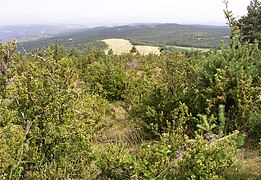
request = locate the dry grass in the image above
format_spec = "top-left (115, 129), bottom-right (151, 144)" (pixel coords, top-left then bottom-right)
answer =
top-left (102, 38), bottom-right (209, 55)
top-left (102, 39), bottom-right (133, 55)
top-left (169, 45), bottom-right (210, 52)
top-left (224, 149), bottom-right (261, 179)
top-left (94, 102), bottom-right (143, 145)
top-left (136, 45), bottom-right (160, 55)
top-left (102, 38), bottom-right (160, 55)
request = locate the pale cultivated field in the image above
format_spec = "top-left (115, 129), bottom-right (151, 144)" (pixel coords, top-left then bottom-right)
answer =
top-left (102, 39), bottom-right (133, 54)
top-left (102, 38), bottom-right (210, 55)
top-left (102, 38), bottom-right (160, 55)
top-left (136, 45), bottom-right (160, 55)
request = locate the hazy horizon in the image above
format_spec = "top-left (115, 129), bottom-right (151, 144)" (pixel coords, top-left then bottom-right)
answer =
top-left (0, 0), bottom-right (252, 27)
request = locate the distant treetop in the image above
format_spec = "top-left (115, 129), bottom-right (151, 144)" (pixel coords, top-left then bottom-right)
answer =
top-left (239, 0), bottom-right (261, 46)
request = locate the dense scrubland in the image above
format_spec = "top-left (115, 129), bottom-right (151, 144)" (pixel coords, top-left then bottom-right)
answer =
top-left (0, 0), bottom-right (260, 179)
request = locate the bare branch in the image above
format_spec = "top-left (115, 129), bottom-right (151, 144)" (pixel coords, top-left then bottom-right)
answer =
top-left (0, 60), bottom-right (9, 74)
top-left (20, 42), bottom-right (28, 55)
top-left (11, 121), bottom-right (33, 175)
top-left (43, 49), bottom-right (54, 60)
top-left (31, 52), bottom-right (47, 62)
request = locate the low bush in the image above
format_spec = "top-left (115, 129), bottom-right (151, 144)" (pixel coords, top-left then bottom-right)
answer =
top-left (85, 58), bottom-right (131, 101)
top-left (192, 42), bottom-right (261, 133)
top-left (177, 131), bottom-right (238, 179)
top-left (94, 131), bottom-right (239, 179)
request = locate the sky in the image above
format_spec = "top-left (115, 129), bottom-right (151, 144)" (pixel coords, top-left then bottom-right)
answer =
top-left (0, 0), bottom-right (252, 26)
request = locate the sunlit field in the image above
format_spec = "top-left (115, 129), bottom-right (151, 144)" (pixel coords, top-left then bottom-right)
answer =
top-left (102, 38), bottom-right (160, 55)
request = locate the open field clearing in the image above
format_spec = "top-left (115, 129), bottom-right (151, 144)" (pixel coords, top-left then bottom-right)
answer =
top-left (102, 38), bottom-right (160, 55)
top-left (102, 38), bottom-right (210, 55)
top-left (169, 45), bottom-right (210, 52)
top-left (102, 38), bottom-right (133, 54)
top-left (136, 45), bottom-right (160, 55)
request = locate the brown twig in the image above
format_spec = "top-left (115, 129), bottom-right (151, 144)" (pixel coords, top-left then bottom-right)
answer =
top-left (31, 53), bottom-right (47, 62)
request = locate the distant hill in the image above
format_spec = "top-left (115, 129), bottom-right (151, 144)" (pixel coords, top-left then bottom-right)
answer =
top-left (9, 23), bottom-right (230, 51)
top-left (0, 24), bottom-right (87, 43)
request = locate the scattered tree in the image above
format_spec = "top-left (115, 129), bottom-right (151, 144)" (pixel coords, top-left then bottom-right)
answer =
top-left (130, 46), bottom-right (138, 53)
top-left (239, 0), bottom-right (261, 46)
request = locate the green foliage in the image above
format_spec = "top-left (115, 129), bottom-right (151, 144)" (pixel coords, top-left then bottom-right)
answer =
top-left (224, 0), bottom-right (261, 47)
top-left (128, 133), bottom-right (182, 179)
top-left (0, 125), bottom-right (25, 179)
top-left (130, 46), bottom-right (138, 53)
top-left (223, 0), bottom-right (242, 41)
top-left (239, 0), bottom-right (261, 46)
top-left (192, 40), bottom-right (261, 133)
top-left (94, 133), bottom-right (182, 179)
top-left (1, 5), bottom-right (260, 177)
top-left (74, 47), bottom-right (106, 74)
top-left (95, 131), bottom-right (239, 179)
top-left (85, 58), bottom-right (131, 101)
top-left (20, 24), bottom-right (230, 51)
top-left (94, 142), bottom-right (133, 179)
top-left (0, 43), bottom-right (112, 178)
top-left (0, 40), bottom-right (17, 97)
top-left (43, 43), bottom-right (68, 60)
top-left (177, 131), bottom-right (239, 179)
top-left (107, 48), bottom-right (114, 55)
top-left (218, 104), bottom-right (226, 137)
top-left (248, 108), bottom-right (261, 140)
top-left (131, 54), bottom-right (196, 136)
top-left (196, 114), bottom-right (217, 135)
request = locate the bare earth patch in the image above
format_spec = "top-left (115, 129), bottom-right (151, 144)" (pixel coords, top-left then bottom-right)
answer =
top-left (102, 38), bottom-right (160, 55)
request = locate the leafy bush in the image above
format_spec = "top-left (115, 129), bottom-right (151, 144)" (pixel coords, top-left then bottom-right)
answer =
top-left (94, 131), bottom-right (239, 179)
top-left (177, 131), bottom-right (239, 179)
top-left (73, 46), bottom-right (106, 75)
top-left (0, 125), bottom-right (25, 179)
top-left (0, 40), bottom-right (17, 98)
top-left (94, 142), bottom-right (133, 179)
top-left (94, 133), bottom-right (182, 179)
top-left (131, 54), bottom-right (196, 136)
top-left (248, 109), bottom-right (261, 140)
top-left (85, 58), bottom-right (131, 101)
top-left (238, 0), bottom-right (261, 47)
top-left (0, 46), bottom-right (112, 178)
top-left (193, 41), bottom-right (261, 133)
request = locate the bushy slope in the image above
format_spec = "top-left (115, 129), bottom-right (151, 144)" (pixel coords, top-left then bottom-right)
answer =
top-left (0, 38), bottom-right (260, 179)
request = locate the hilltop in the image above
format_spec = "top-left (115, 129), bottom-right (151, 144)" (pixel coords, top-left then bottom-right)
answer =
top-left (0, 24), bottom-right (86, 43)
top-left (14, 23), bottom-right (230, 51)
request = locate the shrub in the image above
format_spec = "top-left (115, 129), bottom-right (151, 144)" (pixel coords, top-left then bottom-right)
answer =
top-left (248, 109), bottom-right (261, 141)
top-left (0, 51), bottom-right (111, 178)
top-left (193, 41), bottom-right (261, 133)
top-left (95, 131), bottom-right (239, 179)
top-left (85, 58), bottom-right (131, 101)
top-left (0, 125), bottom-right (25, 179)
top-left (177, 131), bottom-right (239, 179)
top-left (131, 54), bottom-right (196, 137)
